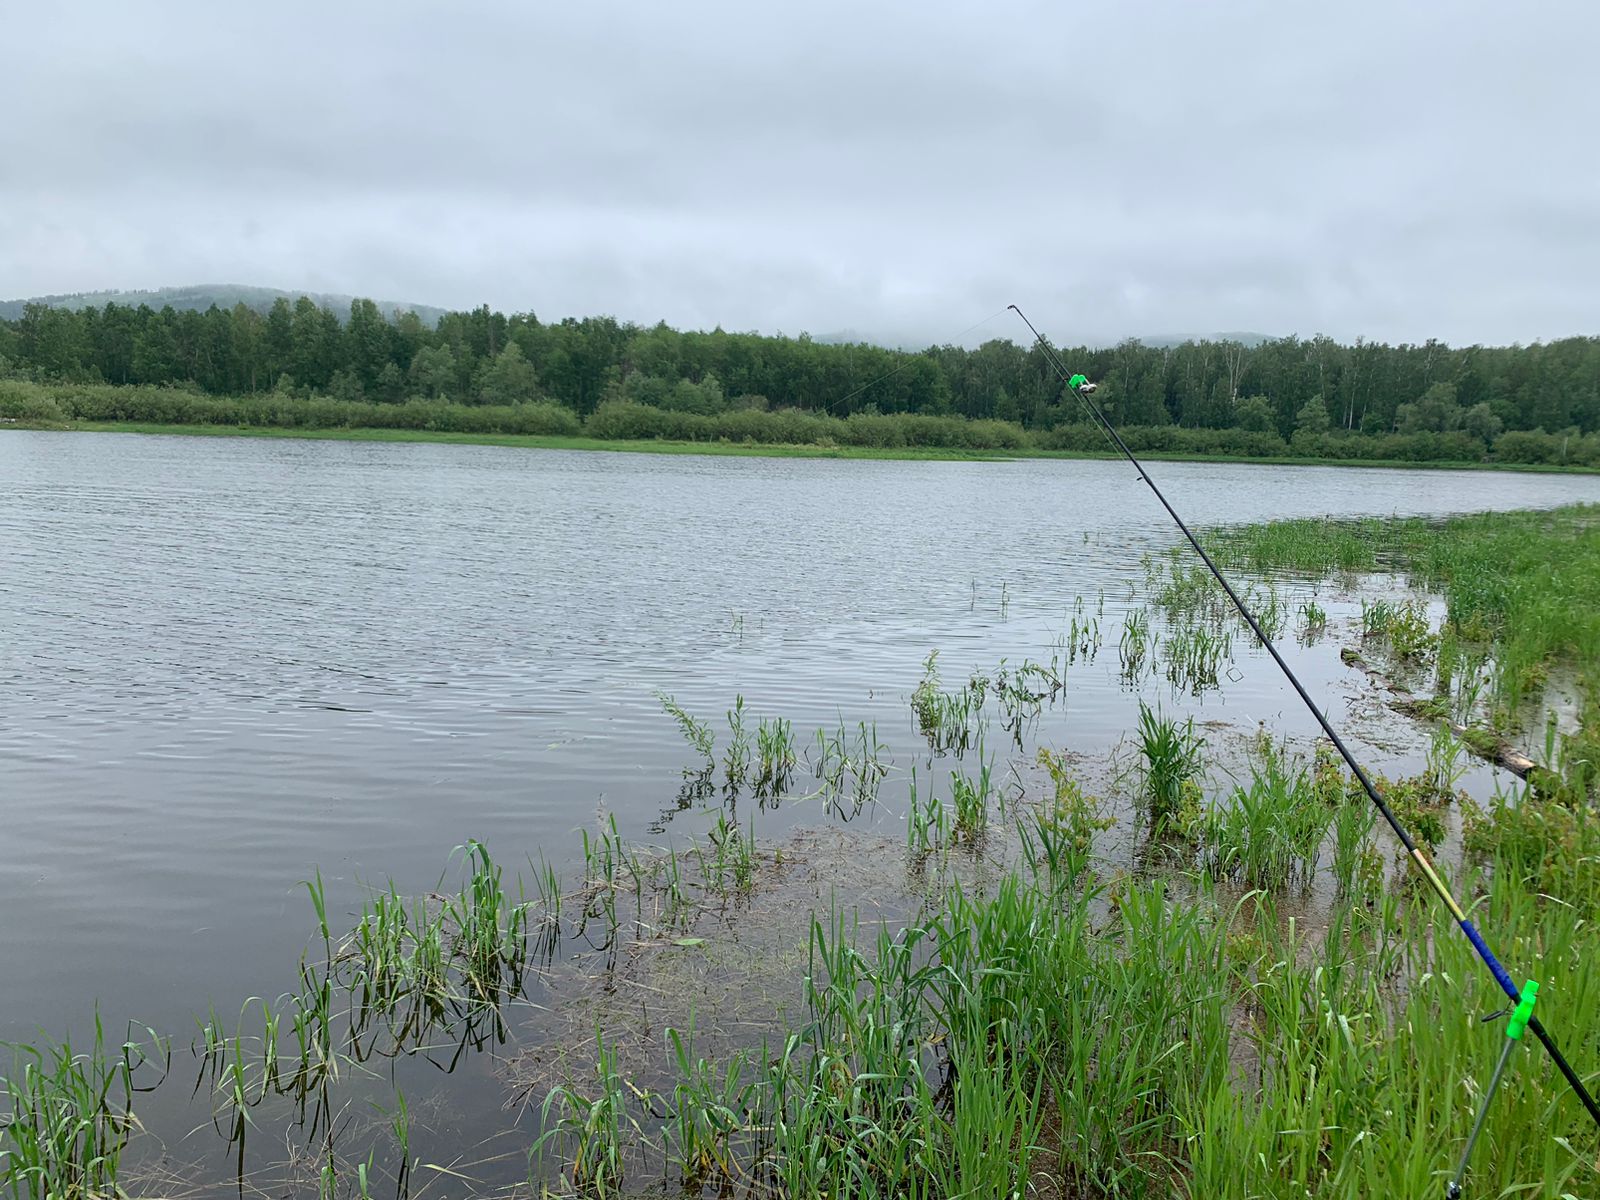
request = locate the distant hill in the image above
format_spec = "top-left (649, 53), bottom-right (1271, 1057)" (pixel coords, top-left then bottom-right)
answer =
top-left (0, 284), bottom-right (449, 326)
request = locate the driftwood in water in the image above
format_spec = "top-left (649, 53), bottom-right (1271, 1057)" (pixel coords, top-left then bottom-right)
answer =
top-left (1340, 646), bottom-right (1536, 779)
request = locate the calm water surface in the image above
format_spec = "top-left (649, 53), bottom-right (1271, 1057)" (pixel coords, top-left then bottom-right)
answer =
top-left (3, 430), bottom-right (1597, 1185)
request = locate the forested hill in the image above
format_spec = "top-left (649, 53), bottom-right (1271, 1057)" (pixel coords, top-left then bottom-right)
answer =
top-left (1, 295), bottom-right (1597, 448)
top-left (0, 285), bottom-right (448, 326)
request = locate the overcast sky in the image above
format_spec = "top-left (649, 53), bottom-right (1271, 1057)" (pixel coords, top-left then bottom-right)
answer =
top-left (4, 1), bottom-right (1597, 346)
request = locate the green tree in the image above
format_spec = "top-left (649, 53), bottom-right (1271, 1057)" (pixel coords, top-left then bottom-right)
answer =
top-left (1461, 401), bottom-right (1503, 444)
top-left (408, 345), bottom-right (458, 399)
top-left (475, 342), bottom-right (540, 405)
top-left (1397, 382), bottom-right (1461, 433)
top-left (375, 361), bottom-right (406, 404)
top-left (1295, 394), bottom-right (1332, 435)
top-left (1235, 395), bottom-right (1276, 432)
top-left (345, 298), bottom-right (393, 393)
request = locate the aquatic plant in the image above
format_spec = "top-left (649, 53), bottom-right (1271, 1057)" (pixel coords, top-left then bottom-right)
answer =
top-left (1161, 619), bottom-right (1233, 694)
top-left (0, 1017), bottom-right (166, 1200)
top-left (950, 751), bottom-right (994, 843)
top-left (1118, 607), bottom-right (1153, 681)
top-left (910, 651), bottom-right (987, 754)
top-left (1423, 721), bottom-right (1470, 798)
top-left (1034, 747), bottom-right (1113, 863)
top-left (810, 717), bottom-right (891, 812)
top-left (532, 1030), bottom-right (634, 1194)
top-left (656, 690), bottom-right (714, 767)
top-left (905, 767), bottom-right (952, 855)
top-left (753, 716), bottom-right (797, 798)
top-left (723, 695), bottom-right (751, 790)
top-left (1202, 742), bottom-right (1334, 889)
top-left (1136, 702), bottom-right (1205, 836)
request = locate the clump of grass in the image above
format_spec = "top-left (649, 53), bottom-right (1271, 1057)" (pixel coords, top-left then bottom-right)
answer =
top-left (1152, 555), bottom-right (1219, 617)
top-left (910, 651), bottom-right (987, 754)
top-left (991, 656), bottom-right (1062, 744)
top-left (905, 768), bottom-right (952, 855)
top-left (950, 752), bottom-right (994, 844)
top-left (1202, 741), bottom-right (1334, 889)
top-left (533, 1030), bottom-right (636, 1194)
top-left (702, 812), bottom-right (758, 895)
top-left (1360, 597), bottom-right (1396, 638)
top-left (810, 718), bottom-right (890, 812)
top-left (1064, 605), bottom-right (1101, 663)
top-left (1208, 517), bottom-right (1385, 575)
top-left (753, 716), bottom-right (796, 798)
top-left (1035, 747), bottom-right (1113, 860)
top-left (1299, 598), bottom-right (1328, 635)
top-left (1136, 702), bottom-right (1205, 836)
top-left (1371, 773), bottom-right (1449, 852)
top-left (1361, 597), bottom-right (1436, 663)
top-left (664, 1026), bottom-right (755, 1191)
top-left (1464, 781), bottom-right (1600, 914)
top-left (1422, 721), bottom-right (1470, 798)
top-left (0, 1016), bottom-right (167, 1200)
top-left (1243, 582), bottom-right (1289, 639)
top-left (444, 839), bottom-right (532, 999)
top-left (1118, 607), bottom-right (1153, 682)
top-left (1161, 620), bottom-right (1233, 694)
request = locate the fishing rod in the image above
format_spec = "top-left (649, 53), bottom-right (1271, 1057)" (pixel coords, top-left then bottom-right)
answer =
top-left (1005, 303), bottom-right (1600, 1138)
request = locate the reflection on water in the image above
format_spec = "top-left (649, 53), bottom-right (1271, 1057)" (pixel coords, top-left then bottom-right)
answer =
top-left (3, 430), bottom-right (1597, 1191)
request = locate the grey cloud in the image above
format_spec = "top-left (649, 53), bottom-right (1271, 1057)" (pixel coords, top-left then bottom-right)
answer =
top-left (3, 0), bottom-right (1597, 346)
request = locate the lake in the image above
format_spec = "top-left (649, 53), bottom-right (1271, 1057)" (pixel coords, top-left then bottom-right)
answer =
top-left (3, 429), bottom-right (1597, 1190)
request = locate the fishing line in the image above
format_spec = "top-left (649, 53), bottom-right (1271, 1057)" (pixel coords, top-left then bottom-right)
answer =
top-left (1006, 302), bottom-right (1600, 1136)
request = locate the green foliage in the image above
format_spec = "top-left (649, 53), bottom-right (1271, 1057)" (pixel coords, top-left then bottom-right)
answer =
top-left (474, 341), bottom-right (539, 404)
top-left (7, 298), bottom-right (1600, 464)
top-left (1035, 748), bottom-right (1114, 857)
top-left (1135, 702), bottom-right (1205, 836)
top-left (909, 650), bottom-right (987, 754)
top-left (1358, 597), bottom-right (1435, 662)
top-left (1202, 741), bottom-right (1334, 888)
top-left (1235, 393), bottom-right (1276, 432)
top-left (0, 1017), bottom-right (166, 1200)
top-left (1218, 505), bottom-right (1600, 738)
top-left (655, 690), bottom-right (713, 765)
top-left (1464, 784), bottom-right (1600, 914)
top-left (1295, 393), bottom-right (1332, 434)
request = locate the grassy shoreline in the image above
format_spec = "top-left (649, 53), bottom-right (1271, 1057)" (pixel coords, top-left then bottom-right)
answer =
top-left (8, 417), bottom-right (1600, 472)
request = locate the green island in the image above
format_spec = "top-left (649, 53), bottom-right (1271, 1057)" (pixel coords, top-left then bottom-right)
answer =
top-left (5, 504), bottom-right (1597, 1198)
top-left (3, 298), bottom-right (1599, 468)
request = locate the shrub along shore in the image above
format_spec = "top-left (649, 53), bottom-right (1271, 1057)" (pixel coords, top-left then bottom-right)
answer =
top-left (5, 379), bottom-right (1600, 469)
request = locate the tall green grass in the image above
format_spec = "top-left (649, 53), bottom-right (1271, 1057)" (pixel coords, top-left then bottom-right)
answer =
top-left (525, 828), bottom-right (1599, 1197)
top-left (1136, 703), bottom-right (1206, 836)
top-left (1202, 741), bottom-right (1334, 889)
top-left (0, 1017), bottom-right (166, 1200)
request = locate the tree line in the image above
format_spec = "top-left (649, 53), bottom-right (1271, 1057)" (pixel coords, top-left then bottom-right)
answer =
top-left (2, 296), bottom-right (1597, 454)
